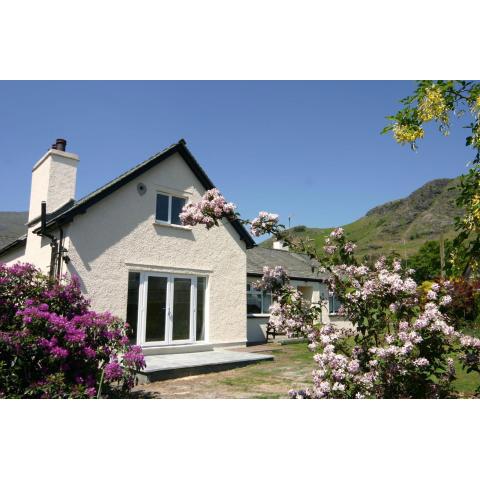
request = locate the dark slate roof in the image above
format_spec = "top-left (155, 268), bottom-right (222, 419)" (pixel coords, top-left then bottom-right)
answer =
top-left (247, 247), bottom-right (327, 282)
top-left (0, 234), bottom-right (27, 256)
top-left (28, 139), bottom-right (255, 248)
top-left (0, 212), bottom-right (28, 249)
top-left (0, 140), bottom-right (256, 256)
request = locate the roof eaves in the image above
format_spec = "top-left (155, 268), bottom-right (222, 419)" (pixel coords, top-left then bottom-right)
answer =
top-left (33, 139), bottom-right (256, 249)
top-left (247, 271), bottom-right (326, 283)
top-left (0, 234), bottom-right (27, 256)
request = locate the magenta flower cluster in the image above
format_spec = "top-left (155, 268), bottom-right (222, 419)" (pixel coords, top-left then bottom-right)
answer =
top-left (0, 262), bottom-right (145, 398)
top-left (180, 188), bottom-right (236, 229)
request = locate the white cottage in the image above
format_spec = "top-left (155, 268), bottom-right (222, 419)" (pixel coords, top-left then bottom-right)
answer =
top-left (0, 139), bottom-right (255, 354)
top-left (246, 242), bottom-right (344, 343)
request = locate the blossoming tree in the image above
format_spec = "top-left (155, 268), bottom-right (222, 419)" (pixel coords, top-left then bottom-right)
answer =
top-left (180, 188), bottom-right (480, 398)
top-left (382, 80), bottom-right (480, 275)
top-left (0, 263), bottom-right (145, 398)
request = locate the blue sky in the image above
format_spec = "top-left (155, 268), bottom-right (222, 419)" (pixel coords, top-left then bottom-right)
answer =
top-left (0, 81), bottom-right (473, 228)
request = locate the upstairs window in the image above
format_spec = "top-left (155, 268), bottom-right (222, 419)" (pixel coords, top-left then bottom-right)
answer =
top-left (156, 193), bottom-right (186, 225)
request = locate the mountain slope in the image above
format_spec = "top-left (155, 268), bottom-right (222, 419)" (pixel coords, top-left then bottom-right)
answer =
top-left (262, 178), bottom-right (463, 259)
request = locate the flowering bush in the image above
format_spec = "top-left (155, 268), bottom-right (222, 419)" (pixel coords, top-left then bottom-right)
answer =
top-left (434, 278), bottom-right (480, 329)
top-left (0, 263), bottom-right (145, 398)
top-left (253, 265), bottom-right (288, 291)
top-left (246, 261), bottom-right (322, 338)
top-left (185, 200), bottom-right (480, 397)
top-left (250, 211), bottom-right (280, 237)
top-left (180, 188), bottom-right (236, 229)
top-left (384, 80), bottom-right (480, 275)
top-left (290, 232), bottom-right (479, 398)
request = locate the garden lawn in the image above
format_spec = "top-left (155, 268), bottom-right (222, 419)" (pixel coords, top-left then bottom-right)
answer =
top-left (133, 342), bottom-right (480, 399)
top-left (134, 343), bottom-right (315, 399)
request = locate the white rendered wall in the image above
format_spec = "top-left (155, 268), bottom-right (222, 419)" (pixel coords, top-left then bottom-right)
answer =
top-left (64, 153), bottom-right (247, 347)
top-left (28, 149), bottom-right (79, 221)
top-left (0, 244), bottom-right (26, 265)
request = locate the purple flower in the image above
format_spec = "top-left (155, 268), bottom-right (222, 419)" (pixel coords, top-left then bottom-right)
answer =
top-left (104, 361), bottom-right (123, 381)
top-left (84, 346), bottom-right (96, 359)
top-left (50, 346), bottom-right (69, 359)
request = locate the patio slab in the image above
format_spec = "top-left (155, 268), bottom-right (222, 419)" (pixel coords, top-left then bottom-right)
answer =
top-left (137, 349), bottom-right (274, 384)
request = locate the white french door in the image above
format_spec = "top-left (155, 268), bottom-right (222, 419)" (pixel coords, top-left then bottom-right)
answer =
top-left (137, 272), bottom-right (201, 346)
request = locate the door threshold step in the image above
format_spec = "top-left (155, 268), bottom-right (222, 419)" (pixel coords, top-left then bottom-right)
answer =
top-left (136, 350), bottom-right (274, 384)
top-left (142, 343), bottom-right (214, 356)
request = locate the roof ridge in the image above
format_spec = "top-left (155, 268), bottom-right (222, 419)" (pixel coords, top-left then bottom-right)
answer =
top-left (31, 140), bottom-right (255, 248)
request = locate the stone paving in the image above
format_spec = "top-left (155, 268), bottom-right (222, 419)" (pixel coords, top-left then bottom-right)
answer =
top-left (138, 349), bottom-right (274, 383)
top-left (143, 349), bottom-right (274, 372)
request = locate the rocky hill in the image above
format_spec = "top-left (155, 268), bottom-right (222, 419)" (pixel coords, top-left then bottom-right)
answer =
top-left (262, 177), bottom-right (463, 259)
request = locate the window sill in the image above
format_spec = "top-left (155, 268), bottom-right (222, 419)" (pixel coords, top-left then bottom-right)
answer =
top-left (153, 221), bottom-right (192, 231)
top-left (247, 314), bottom-right (271, 318)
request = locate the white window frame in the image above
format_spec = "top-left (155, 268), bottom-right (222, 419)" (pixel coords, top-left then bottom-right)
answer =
top-left (247, 282), bottom-right (272, 316)
top-left (155, 192), bottom-right (187, 226)
top-left (136, 271), bottom-right (207, 347)
top-left (328, 293), bottom-right (341, 315)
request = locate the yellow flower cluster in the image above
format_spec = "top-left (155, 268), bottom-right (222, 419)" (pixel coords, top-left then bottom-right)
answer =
top-left (472, 193), bottom-right (480, 222)
top-left (472, 124), bottom-right (480, 149)
top-left (417, 85), bottom-right (448, 123)
top-left (393, 123), bottom-right (425, 145)
top-left (462, 191), bottom-right (480, 232)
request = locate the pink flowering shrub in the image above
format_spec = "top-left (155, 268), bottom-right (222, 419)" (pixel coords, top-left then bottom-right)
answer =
top-left (287, 230), bottom-right (480, 398)
top-left (0, 263), bottom-right (145, 398)
top-left (180, 188), bottom-right (236, 229)
top-left (186, 196), bottom-right (480, 397)
top-left (179, 191), bottom-right (281, 239)
top-left (253, 265), bottom-right (289, 291)
top-left (250, 264), bottom-right (321, 338)
top-left (250, 212), bottom-right (280, 237)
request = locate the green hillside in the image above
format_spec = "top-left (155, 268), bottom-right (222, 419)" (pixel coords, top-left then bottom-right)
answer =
top-left (262, 178), bottom-right (463, 260)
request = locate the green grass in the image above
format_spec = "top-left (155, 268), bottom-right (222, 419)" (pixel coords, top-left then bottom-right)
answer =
top-left (453, 324), bottom-right (480, 397)
top-left (136, 339), bottom-right (480, 398)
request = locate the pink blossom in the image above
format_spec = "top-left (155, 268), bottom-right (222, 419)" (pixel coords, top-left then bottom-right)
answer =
top-left (180, 188), bottom-right (236, 229)
top-left (250, 211), bottom-right (279, 237)
top-left (330, 227), bottom-right (344, 239)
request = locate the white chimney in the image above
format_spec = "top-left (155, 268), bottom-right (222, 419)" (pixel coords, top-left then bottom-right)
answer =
top-left (28, 139), bottom-right (79, 222)
top-left (273, 240), bottom-right (289, 251)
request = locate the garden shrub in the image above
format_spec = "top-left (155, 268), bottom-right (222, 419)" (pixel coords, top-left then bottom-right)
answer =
top-left (0, 263), bottom-right (145, 398)
top-left (179, 189), bottom-right (480, 398)
top-left (441, 278), bottom-right (480, 329)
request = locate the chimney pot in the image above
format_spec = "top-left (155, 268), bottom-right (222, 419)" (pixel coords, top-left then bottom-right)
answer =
top-left (54, 139), bottom-right (67, 151)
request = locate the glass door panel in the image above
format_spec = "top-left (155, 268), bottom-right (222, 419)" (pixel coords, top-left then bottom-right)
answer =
top-left (145, 276), bottom-right (168, 342)
top-left (172, 278), bottom-right (192, 341)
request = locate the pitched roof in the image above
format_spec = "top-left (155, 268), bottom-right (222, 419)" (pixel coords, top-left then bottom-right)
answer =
top-left (247, 246), bottom-right (327, 282)
top-left (0, 212), bottom-right (28, 249)
top-left (30, 139), bottom-right (256, 248)
top-left (0, 140), bottom-right (256, 256)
